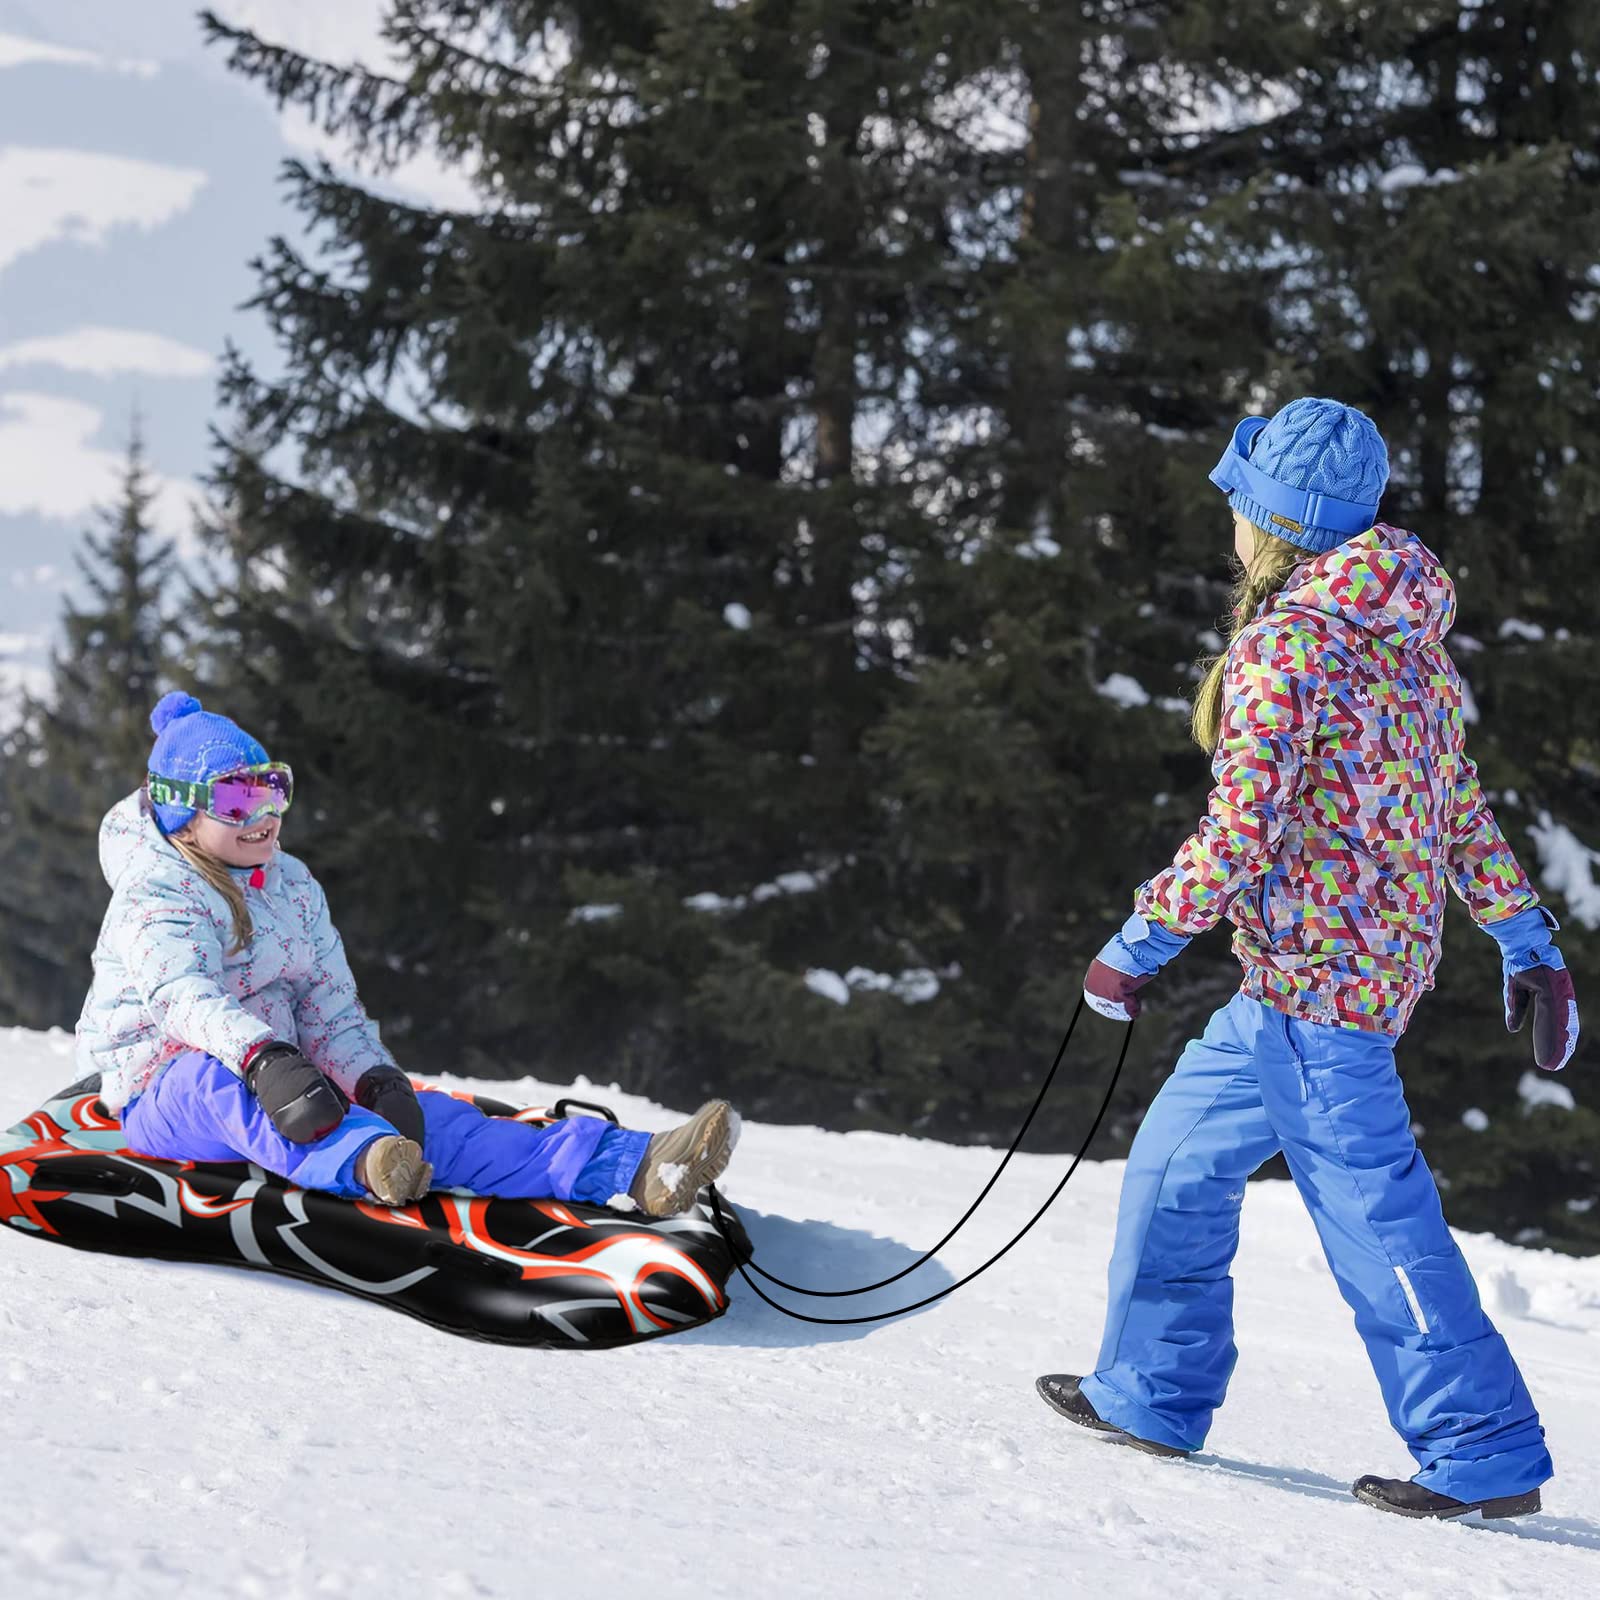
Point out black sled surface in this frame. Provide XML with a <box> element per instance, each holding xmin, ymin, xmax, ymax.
<box><xmin>0</xmin><ymin>1074</ymin><xmax>751</xmax><ymax>1348</ymax></box>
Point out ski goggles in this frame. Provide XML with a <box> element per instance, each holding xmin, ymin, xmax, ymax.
<box><xmin>147</xmin><ymin>762</ymin><xmax>295</xmax><ymax>829</ymax></box>
<box><xmin>1208</xmin><ymin>415</ymin><xmax>1380</xmax><ymax>540</ymax></box>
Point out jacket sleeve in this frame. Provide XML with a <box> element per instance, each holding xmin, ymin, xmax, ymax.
<box><xmin>1445</xmin><ymin>748</ymin><xmax>1540</xmax><ymax>926</ymax></box>
<box><xmin>1135</xmin><ymin>618</ymin><xmax>1322</xmax><ymax>938</ymax></box>
<box><xmin>291</xmin><ymin>873</ymin><xmax>399</xmax><ymax>1098</ymax></box>
<box><xmin>111</xmin><ymin>886</ymin><xmax>277</xmax><ymax>1075</ymax></box>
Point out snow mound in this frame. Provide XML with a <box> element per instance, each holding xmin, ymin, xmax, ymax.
<box><xmin>1529</xmin><ymin>811</ymin><xmax>1600</xmax><ymax>930</ymax></box>
<box><xmin>1519</xmin><ymin>1069</ymin><xmax>1577</xmax><ymax>1113</ymax></box>
<box><xmin>4</xmin><ymin>1024</ymin><xmax>1600</xmax><ymax>1597</ymax></box>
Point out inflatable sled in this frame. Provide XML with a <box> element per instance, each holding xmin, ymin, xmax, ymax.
<box><xmin>0</xmin><ymin>1075</ymin><xmax>751</xmax><ymax>1348</ymax></box>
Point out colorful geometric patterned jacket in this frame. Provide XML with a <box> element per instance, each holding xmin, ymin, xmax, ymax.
<box><xmin>1136</xmin><ymin>523</ymin><xmax>1539</xmax><ymax>1036</ymax></box>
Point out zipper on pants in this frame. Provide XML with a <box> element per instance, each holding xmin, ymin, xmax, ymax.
<box><xmin>1394</xmin><ymin>1265</ymin><xmax>1430</xmax><ymax>1335</ymax></box>
<box><xmin>1278</xmin><ymin>1011</ymin><xmax>1311</xmax><ymax>1102</ymax></box>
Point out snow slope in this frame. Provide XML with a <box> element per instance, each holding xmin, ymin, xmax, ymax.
<box><xmin>4</xmin><ymin>1023</ymin><xmax>1600</xmax><ymax>1599</ymax></box>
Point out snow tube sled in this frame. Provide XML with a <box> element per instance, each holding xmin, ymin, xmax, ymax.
<box><xmin>0</xmin><ymin>1075</ymin><xmax>751</xmax><ymax>1348</ymax></box>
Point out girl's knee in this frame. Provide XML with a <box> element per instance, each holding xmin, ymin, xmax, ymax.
<box><xmin>416</xmin><ymin>1088</ymin><xmax>485</xmax><ymax>1133</ymax></box>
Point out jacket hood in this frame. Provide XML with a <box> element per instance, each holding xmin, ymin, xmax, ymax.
<box><xmin>98</xmin><ymin>790</ymin><xmax>281</xmax><ymax>893</ymax></box>
<box><xmin>99</xmin><ymin>792</ymin><xmax>177</xmax><ymax>892</ymax></box>
<box><xmin>1271</xmin><ymin>523</ymin><xmax>1456</xmax><ymax>651</ymax></box>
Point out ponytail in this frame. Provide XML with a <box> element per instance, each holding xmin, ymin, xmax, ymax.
<box><xmin>1190</xmin><ymin>523</ymin><xmax>1307</xmax><ymax>752</ymax></box>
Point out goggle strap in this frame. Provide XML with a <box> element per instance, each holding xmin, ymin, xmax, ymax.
<box><xmin>148</xmin><ymin>774</ymin><xmax>206</xmax><ymax>810</ymax></box>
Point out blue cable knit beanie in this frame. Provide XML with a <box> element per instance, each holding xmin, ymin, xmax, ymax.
<box><xmin>146</xmin><ymin>690</ymin><xmax>271</xmax><ymax>835</ymax></box>
<box><xmin>1227</xmin><ymin>396</ymin><xmax>1390</xmax><ymax>554</ymax></box>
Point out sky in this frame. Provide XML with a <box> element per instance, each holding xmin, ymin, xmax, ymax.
<box><xmin>0</xmin><ymin>1</ymin><xmax>479</xmax><ymax>721</ymax></box>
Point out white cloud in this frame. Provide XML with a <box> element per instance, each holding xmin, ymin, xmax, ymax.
<box><xmin>0</xmin><ymin>623</ymin><xmax>51</xmax><ymax>733</ymax></box>
<box><xmin>0</xmin><ymin>2</ymin><xmax>518</xmax><ymax>221</ymax></box>
<box><xmin>0</xmin><ymin>326</ymin><xmax>214</xmax><ymax>380</ymax></box>
<box><xmin>0</xmin><ymin>31</ymin><xmax>158</xmax><ymax>76</ymax></box>
<box><xmin>0</xmin><ymin>323</ymin><xmax>212</xmax><ymax>379</ymax></box>
<box><xmin>280</xmin><ymin>108</ymin><xmax>484</xmax><ymax>211</ymax></box>
<box><xmin>208</xmin><ymin>1</ymin><xmax>484</xmax><ymax>212</ymax></box>
<box><xmin>206</xmin><ymin>2</ymin><xmax>404</xmax><ymax>73</ymax></box>
<box><xmin>0</xmin><ymin>146</ymin><xmax>208</xmax><ymax>281</ymax></box>
<box><xmin>8</xmin><ymin>564</ymin><xmax>62</xmax><ymax>589</ymax></box>
<box><xmin>0</xmin><ymin>392</ymin><xmax>204</xmax><ymax>553</ymax></box>
<box><xmin>0</xmin><ymin>661</ymin><xmax>52</xmax><ymax>732</ymax></box>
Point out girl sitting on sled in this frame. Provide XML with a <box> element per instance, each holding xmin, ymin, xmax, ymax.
<box><xmin>75</xmin><ymin>692</ymin><xmax>736</xmax><ymax>1213</ymax></box>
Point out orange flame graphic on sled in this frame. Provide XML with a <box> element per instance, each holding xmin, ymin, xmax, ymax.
<box><xmin>441</xmin><ymin>1196</ymin><xmax>726</xmax><ymax>1333</ymax></box>
<box><xmin>172</xmin><ymin>1174</ymin><xmax>254</xmax><ymax>1218</ymax></box>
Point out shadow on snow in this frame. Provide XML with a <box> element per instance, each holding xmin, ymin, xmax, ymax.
<box><xmin>680</xmin><ymin>1205</ymin><xmax>957</xmax><ymax>1348</ymax></box>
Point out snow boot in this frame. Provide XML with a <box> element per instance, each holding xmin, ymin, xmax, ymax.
<box><xmin>628</xmin><ymin>1100</ymin><xmax>738</xmax><ymax>1218</ymax></box>
<box><xmin>1351</xmin><ymin>1475</ymin><xmax>1540</xmax><ymax>1521</ymax></box>
<box><xmin>360</xmin><ymin>1135</ymin><xmax>432</xmax><ymax>1206</ymax></box>
<box><xmin>1034</xmin><ymin>1375</ymin><xmax>1190</xmax><ymax>1459</ymax></box>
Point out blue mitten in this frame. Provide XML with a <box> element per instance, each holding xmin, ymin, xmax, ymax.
<box><xmin>1084</xmin><ymin>913</ymin><xmax>1192</xmax><ymax>1022</ymax></box>
<box><xmin>1484</xmin><ymin>905</ymin><xmax>1579</xmax><ymax>1071</ymax></box>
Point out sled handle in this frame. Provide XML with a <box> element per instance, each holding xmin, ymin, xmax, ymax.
<box><xmin>551</xmin><ymin>1098</ymin><xmax>620</xmax><ymax>1125</ymax></box>
<box><xmin>423</xmin><ymin>1240</ymin><xmax>522</xmax><ymax>1282</ymax></box>
<box><xmin>30</xmin><ymin>1160</ymin><xmax>140</xmax><ymax>1196</ymax></box>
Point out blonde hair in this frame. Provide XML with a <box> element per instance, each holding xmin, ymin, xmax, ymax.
<box><xmin>164</xmin><ymin>807</ymin><xmax>256</xmax><ymax>956</ymax></box>
<box><xmin>1190</xmin><ymin>521</ymin><xmax>1307</xmax><ymax>752</ymax></box>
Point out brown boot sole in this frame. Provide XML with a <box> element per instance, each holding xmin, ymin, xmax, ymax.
<box><xmin>363</xmin><ymin>1136</ymin><xmax>432</xmax><ymax>1206</ymax></box>
<box><xmin>630</xmin><ymin>1101</ymin><xmax>737</xmax><ymax>1217</ymax></box>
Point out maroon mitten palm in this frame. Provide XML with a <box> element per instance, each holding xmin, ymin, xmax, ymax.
<box><xmin>1083</xmin><ymin>915</ymin><xmax>1190</xmax><ymax>1022</ymax></box>
<box><xmin>1507</xmin><ymin>964</ymin><xmax>1580</xmax><ymax>1072</ymax></box>
<box><xmin>1084</xmin><ymin>959</ymin><xmax>1154</xmax><ymax>1022</ymax></box>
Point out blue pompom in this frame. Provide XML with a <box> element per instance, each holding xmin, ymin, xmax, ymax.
<box><xmin>150</xmin><ymin>691</ymin><xmax>203</xmax><ymax>736</ymax></box>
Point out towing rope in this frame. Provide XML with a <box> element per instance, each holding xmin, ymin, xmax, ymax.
<box><xmin>705</xmin><ymin>999</ymin><xmax>1135</xmax><ymax>1325</ymax></box>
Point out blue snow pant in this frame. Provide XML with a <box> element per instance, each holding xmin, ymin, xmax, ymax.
<box><xmin>121</xmin><ymin>1050</ymin><xmax>651</xmax><ymax>1205</ymax></box>
<box><xmin>1080</xmin><ymin>993</ymin><xmax>1552</xmax><ymax>1501</ymax></box>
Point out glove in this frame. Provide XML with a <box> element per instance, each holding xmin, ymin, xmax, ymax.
<box><xmin>1485</xmin><ymin>905</ymin><xmax>1580</xmax><ymax>1072</ymax></box>
<box><xmin>1084</xmin><ymin>912</ymin><xmax>1191</xmax><ymax>1022</ymax></box>
<box><xmin>244</xmin><ymin>1043</ymin><xmax>348</xmax><ymax>1143</ymax></box>
<box><xmin>354</xmin><ymin>1066</ymin><xmax>426</xmax><ymax>1148</ymax></box>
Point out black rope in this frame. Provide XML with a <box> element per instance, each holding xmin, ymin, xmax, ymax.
<box><xmin>705</xmin><ymin>1010</ymin><xmax>1134</xmax><ymax>1326</ymax></box>
<box><xmin>734</xmin><ymin>995</ymin><xmax>1089</xmax><ymax>1298</ymax></box>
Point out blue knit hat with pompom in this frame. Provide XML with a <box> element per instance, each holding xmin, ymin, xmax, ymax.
<box><xmin>146</xmin><ymin>691</ymin><xmax>271</xmax><ymax>836</ymax></box>
<box><xmin>1221</xmin><ymin>396</ymin><xmax>1390</xmax><ymax>554</ymax></box>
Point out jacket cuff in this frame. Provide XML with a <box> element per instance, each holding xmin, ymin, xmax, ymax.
<box><xmin>1482</xmin><ymin>903</ymin><xmax>1561</xmax><ymax>961</ymax></box>
<box><xmin>238</xmin><ymin>1035</ymin><xmax>284</xmax><ymax>1077</ymax></box>
<box><xmin>1099</xmin><ymin>912</ymin><xmax>1192</xmax><ymax>977</ymax></box>
<box><xmin>1119</xmin><ymin>911</ymin><xmax>1191</xmax><ymax>967</ymax></box>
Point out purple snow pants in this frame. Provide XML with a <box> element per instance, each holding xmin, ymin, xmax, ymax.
<box><xmin>120</xmin><ymin>1050</ymin><xmax>650</xmax><ymax>1203</ymax></box>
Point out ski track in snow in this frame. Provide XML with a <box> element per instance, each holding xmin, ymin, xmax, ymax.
<box><xmin>3</xmin><ymin>1024</ymin><xmax>1600</xmax><ymax>1598</ymax></box>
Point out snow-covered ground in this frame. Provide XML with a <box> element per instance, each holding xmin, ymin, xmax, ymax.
<box><xmin>4</xmin><ymin>1023</ymin><xmax>1600</xmax><ymax>1599</ymax></box>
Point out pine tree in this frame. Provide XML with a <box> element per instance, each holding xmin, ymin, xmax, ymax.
<box><xmin>0</xmin><ymin>717</ymin><xmax>55</xmax><ymax>1027</ymax></box>
<box><xmin>0</xmin><ymin>426</ymin><xmax>182</xmax><ymax>1028</ymax></box>
<box><xmin>190</xmin><ymin>2</ymin><xmax>1090</xmax><ymax>1121</ymax></box>
<box><xmin>1337</xmin><ymin>2</ymin><xmax>1600</xmax><ymax>1251</ymax></box>
<box><xmin>191</xmin><ymin>2</ymin><xmax>1600</xmax><ymax>1253</ymax></box>
<box><xmin>1023</xmin><ymin>0</ymin><xmax>1600</xmax><ymax>1235</ymax></box>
